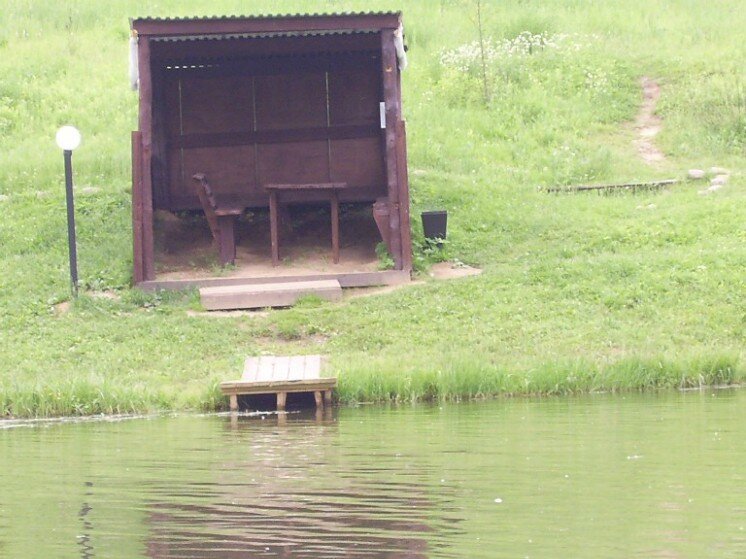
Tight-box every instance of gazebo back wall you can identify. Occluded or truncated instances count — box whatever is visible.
[154,36,386,210]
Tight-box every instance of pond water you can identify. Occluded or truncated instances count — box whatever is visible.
[1,389,744,558]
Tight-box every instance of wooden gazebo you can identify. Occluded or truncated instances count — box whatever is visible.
[130,12,412,294]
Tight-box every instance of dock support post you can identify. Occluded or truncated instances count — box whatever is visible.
[324,390,332,406]
[229,394,238,412]
[277,391,287,411]
[314,391,323,409]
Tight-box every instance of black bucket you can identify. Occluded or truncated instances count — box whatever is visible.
[421,210,448,247]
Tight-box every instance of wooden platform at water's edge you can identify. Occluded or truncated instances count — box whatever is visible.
[220,355,336,411]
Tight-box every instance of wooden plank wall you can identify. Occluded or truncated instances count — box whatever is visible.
[158,52,386,211]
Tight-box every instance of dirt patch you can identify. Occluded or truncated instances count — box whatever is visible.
[89,290,120,301]
[428,262,483,280]
[346,262,482,300]
[153,205,382,281]
[54,301,71,315]
[345,280,425,300]
[633,77,666,164]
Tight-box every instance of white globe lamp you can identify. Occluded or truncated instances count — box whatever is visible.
[56,125,82,151]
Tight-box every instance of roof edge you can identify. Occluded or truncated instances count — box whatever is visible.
[131,12,402,36]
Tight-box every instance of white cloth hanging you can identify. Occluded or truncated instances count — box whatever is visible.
[129,32,139,91]
[394,23,408,71]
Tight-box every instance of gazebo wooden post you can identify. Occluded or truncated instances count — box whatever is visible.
[396,119,412,271]
[138,36,156,281]
[380,28,403,269]
[131,131,144,284]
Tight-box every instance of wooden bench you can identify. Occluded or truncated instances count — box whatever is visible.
[192,173,243,266]
[264,182,347,267]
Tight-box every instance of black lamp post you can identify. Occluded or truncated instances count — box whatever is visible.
[55,126,81,297]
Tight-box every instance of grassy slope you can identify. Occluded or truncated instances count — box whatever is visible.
[0,0,744,416]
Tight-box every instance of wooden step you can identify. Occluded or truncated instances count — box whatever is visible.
[200,279,342,310]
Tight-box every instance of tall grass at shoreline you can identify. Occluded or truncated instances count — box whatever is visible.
[336,353,743,404]
[1,0,744,417]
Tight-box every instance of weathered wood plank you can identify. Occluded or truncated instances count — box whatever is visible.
[173,125,379,149]
[139,270,410,291]
[132,131,144,284]
[395,120,413,271]
[201,279,342,310]
[256,357,275,382]
[545,179,678,193]
[305,355,321,380]
[288,355,307,380]
[380,29,403,269]
[138,37,156,281]
[242,357,260,382]
[243,355,323,382]
[132,13,402,37]
[220,378,337,395]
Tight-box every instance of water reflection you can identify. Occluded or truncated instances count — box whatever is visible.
[78,482,94,559]
[1,390,744,558]
[143,411,460,558]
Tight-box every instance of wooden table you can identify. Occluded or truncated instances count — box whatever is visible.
[264,182,347,266]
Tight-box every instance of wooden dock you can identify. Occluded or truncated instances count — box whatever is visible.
[220,355,336,412]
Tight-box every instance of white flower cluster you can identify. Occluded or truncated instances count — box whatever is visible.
[440,32,596,73]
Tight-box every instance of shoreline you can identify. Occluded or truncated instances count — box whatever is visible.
[2,359,742,419]
[1,383,743,423]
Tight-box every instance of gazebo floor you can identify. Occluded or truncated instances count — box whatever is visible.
[143,206,408,292]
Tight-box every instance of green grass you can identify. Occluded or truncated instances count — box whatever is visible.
[1,0,744,417]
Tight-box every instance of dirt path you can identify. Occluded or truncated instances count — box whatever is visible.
[633,77,666,164]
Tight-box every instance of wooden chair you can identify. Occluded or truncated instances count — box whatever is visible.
[191,174,243,266]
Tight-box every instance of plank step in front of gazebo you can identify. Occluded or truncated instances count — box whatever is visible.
[221,355,336,412]
[200,279,342,310]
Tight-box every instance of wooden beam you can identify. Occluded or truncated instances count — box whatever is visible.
[171,124,379,150]
[131,131,144,284]
[220,378,337,395]
[380,29,403,269]
[545,179,678,193]
[151,35,381,64]
[396,120,413,271]
[139,269,410,292]
[138,37,156,281]
[157,52,380,78]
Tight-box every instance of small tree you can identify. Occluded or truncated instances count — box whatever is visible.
[474,0,490,104]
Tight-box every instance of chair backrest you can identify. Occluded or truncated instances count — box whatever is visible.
[191,173,220,242]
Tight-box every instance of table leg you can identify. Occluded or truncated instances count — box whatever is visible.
[331,191,340,264]
[216,215,236,266]
[269,190,279,266]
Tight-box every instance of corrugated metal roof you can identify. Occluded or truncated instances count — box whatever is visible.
[151,29,378,43]
[132,11,400,24]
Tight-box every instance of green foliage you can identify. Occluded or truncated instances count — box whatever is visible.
[375,242,395,270]
[0,0,745,416]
